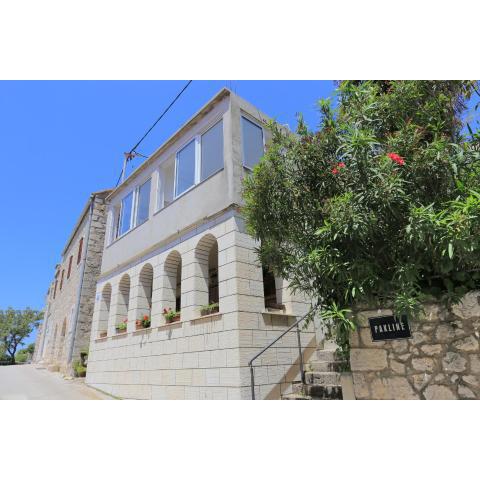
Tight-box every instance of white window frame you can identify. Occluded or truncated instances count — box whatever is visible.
[241,114,265,171]
[174,136,200,199]
[116,190,135,239]
[173,116,225,200]
[134,177,152,227]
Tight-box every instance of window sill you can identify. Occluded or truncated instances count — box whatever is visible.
[154,168,224,216]
[262,309,296,317]
[192,312,222,322]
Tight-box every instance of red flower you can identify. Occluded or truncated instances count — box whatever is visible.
[337,162,346,169]
[387,152,405,166]
[143,315,149,321]
[331,167,339,175]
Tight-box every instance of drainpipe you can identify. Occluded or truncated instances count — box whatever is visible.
[67,194,96,367]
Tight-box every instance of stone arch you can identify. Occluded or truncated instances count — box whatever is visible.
[138,263,154,320]
[262,265,284,311]
[98,283,112,336]
[115,274,131,328]
[164,250,182,314]
[194,234,219,312]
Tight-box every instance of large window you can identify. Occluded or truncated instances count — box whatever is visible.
[136,179,151,225]
[242,116,264,169]
[175,140,196,197]
[119,192,133,236]
[201,120,223,181]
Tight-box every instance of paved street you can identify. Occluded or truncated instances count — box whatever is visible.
[0,364,111,400]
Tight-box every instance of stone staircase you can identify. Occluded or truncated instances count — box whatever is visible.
[282,348,346,400]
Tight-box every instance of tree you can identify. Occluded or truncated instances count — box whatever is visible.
[0,308,43,364]
[243,81,480,361]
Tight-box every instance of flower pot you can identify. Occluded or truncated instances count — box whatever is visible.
[116,327,127,334]
[201,305,219,316]
[166,314,180,323]
[99,331,107,338]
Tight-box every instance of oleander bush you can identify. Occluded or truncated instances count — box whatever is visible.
[244,81,480,361]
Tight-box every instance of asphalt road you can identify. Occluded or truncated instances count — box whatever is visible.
[0,364,111,400]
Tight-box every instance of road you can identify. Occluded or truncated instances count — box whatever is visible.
[0,364,112,400]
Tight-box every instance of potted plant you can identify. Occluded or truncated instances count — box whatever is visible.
[99,331,107,338]
[116,319,127,334]
[163,307,180,323]
[200,302,219,316]
[136,315,151,329]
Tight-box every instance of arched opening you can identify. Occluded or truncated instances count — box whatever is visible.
[137,263,153,329]
[195,234,219,316]
[98,283,111,337]
[51,324,58,359]
[263,265,284,311]
[116,274,130,333]
[163,250,182,322]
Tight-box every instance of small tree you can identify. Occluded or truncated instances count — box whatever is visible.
[244,81,480,361]
[0,308,43,364]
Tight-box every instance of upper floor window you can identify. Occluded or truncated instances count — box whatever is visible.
[77,237,84,265]
[135,178,151,226]
[241,116,264,169]
[201,119,223,181]
[67,255,73,279]
[118,191,133,236]
[174,119,224,199]
[175,139,196,197]
[60,270,65,290]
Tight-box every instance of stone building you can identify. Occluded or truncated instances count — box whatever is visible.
[85,88,330,400]
[33,190,111,374]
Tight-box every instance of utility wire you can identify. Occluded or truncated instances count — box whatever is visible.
[115,80,193,186]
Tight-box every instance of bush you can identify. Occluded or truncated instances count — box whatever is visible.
[244,81,480,359]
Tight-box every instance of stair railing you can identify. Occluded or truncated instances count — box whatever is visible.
[248,312,310,400]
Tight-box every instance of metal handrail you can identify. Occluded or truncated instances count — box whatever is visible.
[248,312,309,400]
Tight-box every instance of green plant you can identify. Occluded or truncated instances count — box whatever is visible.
[200,302,219,315]
[243,80,480,361]
[116,320,127,331]
[162,308,180,322]
[72,360,87,377]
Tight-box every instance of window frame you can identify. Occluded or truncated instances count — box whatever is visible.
[173,117,225,200]
[134,177,152,227]
[67,255,73,279]
[241,114,265,171]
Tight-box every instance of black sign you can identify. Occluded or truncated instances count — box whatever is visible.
[369,315,411,341]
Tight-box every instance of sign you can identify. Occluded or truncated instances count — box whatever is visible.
[369,314,411,341]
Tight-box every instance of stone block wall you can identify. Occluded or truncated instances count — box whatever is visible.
[87,213,315,399]
[350,292,480,399]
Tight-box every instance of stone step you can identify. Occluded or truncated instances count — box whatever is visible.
[308,360,346,372]
[315,349,339,362]
[305,371,342,385]
[292,382,343,399]
[281,393,313,400]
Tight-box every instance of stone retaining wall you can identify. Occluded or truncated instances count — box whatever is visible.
[350,292,480,399]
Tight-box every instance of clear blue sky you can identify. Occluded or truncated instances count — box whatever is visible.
[0,80,335,344]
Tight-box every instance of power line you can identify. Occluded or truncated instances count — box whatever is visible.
[115,80,193,186]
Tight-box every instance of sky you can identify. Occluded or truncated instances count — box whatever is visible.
[0,80,336,344]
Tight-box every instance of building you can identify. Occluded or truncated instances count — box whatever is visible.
[84,88,332,400]
[33,190,111,374]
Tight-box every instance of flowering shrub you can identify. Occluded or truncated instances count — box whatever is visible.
[243,81,480,361]
[136,315,151,328]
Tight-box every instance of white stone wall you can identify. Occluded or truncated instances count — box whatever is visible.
[86,213,315,399]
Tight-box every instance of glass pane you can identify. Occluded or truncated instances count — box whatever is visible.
[119,192,133,236]
[136,179,151,225]
[176,140,196,196]
[242,116,264,169]
[201,120,223,180]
